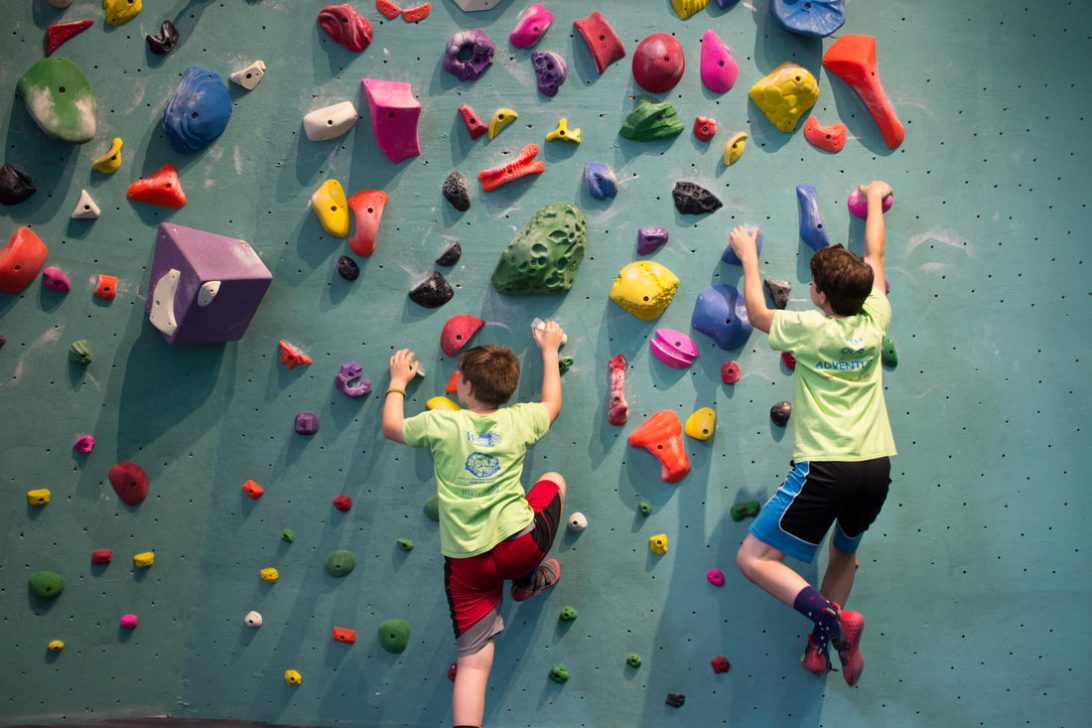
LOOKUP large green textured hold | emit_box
[378,619,410,653]
[492,202,587,295]
[29,571,65,599]
[17,57,97,143]
[619,96,684,141]
[324,549,356,577]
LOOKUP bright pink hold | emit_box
[710,655,730,673]
[699,30,738,94]
[847,188,893,219]
[73,435,95,453]
[42,266,70,293]
[119,613,139,629]
[706,569,725,587]
[361,79,421,165]
[510,3,553,49]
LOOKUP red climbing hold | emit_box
[243,479,265,499]
[627,410,690,484]
[711,656,731,674]
[0,227,48,295]
[91,549,113,565]
[448,662,457,681]
[109,462,149,506]
[347,190,388,257]
[803,116,847,153]
[607,353,629,426]
[574,11,626,75]
[318,4,373,53]
[402,2,430,22]
[127,164,186,209]
[458,104,488,140]
[781,351,796,370]
[332,626,357,643]
[478,144,544,193]
[376,0,402,19]
[632,33,686,94]
[721,360,741,385]
[693,116,717,142]
[278,340,313,369]
[333,495,352,512]
[822,35,904,150]
[446,370,460,394]
[46,19,94,56]
[441,315,484,356]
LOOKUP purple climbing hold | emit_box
[796,184,831,251]
[770,0,846,38]
[531,50,567,97]
[637,227,669,255]
[443,29,495,81]
[42,266,71,293]
[409,271,454,308]
[847,187,894,219]
[584,161,617,200]
[335,362,372,398]
[295,412,319,435]
[436,241,462,266]
[691,284,753,350]
[770,400,792,427]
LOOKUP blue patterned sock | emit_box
[793,586,843,646]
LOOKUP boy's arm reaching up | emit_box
[532,320,565,423]
[860,180,893,291]
[381,348,419,443]
[728,226,773,334]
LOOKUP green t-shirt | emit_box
[402,402,550,558]
[768,290,897,463]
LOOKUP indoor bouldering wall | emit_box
[1,1,1089,726]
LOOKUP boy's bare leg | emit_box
[453,640,494,728]
[735,534,809,605]
[820,541,857,607]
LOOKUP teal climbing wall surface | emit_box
[1,0,1090,726]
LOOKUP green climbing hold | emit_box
[281,528,295,543]
[397,538,414,552]
[619,96,684,141]
[549,663,570,683]
[378,619,410,653]
[324,549,356,577]
[730,500,761,522]
[492,202,587,295]
[559,356,574,375]
[423,494,440,522]
[638,501,652,517]
[68,339,92,366]
[882,336,898,367]
[29,571,65,599]
[626,653,642,668]
[17,57,97,144]
[559,605,578,621]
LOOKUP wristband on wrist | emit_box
[386,387,406,397]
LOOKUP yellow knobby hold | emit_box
[27,488,51,506]
[748,62,819,133]
[684,407,717,441]
[48,640,65,652]
[133,551,155,568]
[545,118,582,144]
[426,396,460,411]
[671,0,709,20]
[609,261,680,321]
[260,567,279,583]
[284,669,302,685]
[311,180,350,238]
[723,132,748,165]
[649,533,669,555]
[103,0,143,26]
[92,137,123,174]
[488,108,518,140]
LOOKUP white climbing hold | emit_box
[531,317,568,345]
[197,280,221,307]
[229,61,266,91]
[149,269,181,336]
[244,610,263,628]
[70,188,100,219]
[303,101,358,142]
[567,512,587,531]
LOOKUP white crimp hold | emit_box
[149,269,181,336]
[229,61,266,91]
[567,512,587,531]
[531,317,568,345]
[197,281,221,307]
[70,188,101,219]
[244,610,263,628]
[303,101,358,142]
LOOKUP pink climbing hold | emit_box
[699,30,738,94]
[318,4,373,53]
[458,104,488,140]
[510,3,553,49]
[607,353,629,426]
[650,328,699,369]
[847,188,893,219]
[573,11,625,75]
[441,315,484,356]
[347,190,389,256]
[627,410,690,484]
[42,266,71,293]
[822,34,904,150]
[721,360,741,384]
[803,116,847,153]
[73,435,95,453]
[361,79,421,164]
[710,656,731,674]
[333,495,352,512]
[0,227,48,295]
[109,462,149,506]
[707,569,725,587]
[119,613,139,630]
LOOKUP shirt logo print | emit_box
[466,431,502,447]
[464,452,501,479]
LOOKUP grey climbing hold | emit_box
[146,20,179,55]
[764,278,792,309]
[442,171,471,212]
[0,164,36,205]
[436,241,462,266]
[770,400,792,427]
[408,271,454,308]
[336,255,359,281]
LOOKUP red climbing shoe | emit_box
[834,610,865,686]
[511,558,560,602]
[801,634,834,675]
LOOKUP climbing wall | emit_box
[2,0,1089,726]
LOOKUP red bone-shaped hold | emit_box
[627,410,690,484]
[0,227,48,295]
[478,144,544,192]
[127,164,186,209]
[348,190,388,256]
[607,353,629,426]
[441,315,484,356]
[458,104,488,140]
[574,11,626,75]
[822,35,904,150]
[803,116,846,153]
[318,4,373,53]
[376,0,401,20]
[109,462,149,506]
[46,19,94,56]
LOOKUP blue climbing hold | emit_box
[162,66,232,154]
[796,184,831,251]
[692,284,753,350]
[584,161,618,200]
[713,0,740,8]
[720,228,762,266]
[769,0,846,38]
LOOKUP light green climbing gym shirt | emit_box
[768,290,897,463]
[402,402,550,558]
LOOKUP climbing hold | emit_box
[408,271,454,308]
[397,539,414,552]
[549,664,569,683]
[797,184,831,251]
[133,551,155,568]
[48,640,64,652]
[632,33,685,94]
[693,116,716,142]
[282,529,295,543]
[17,57,97,143]
[803,116,846,153]
[665,693,686,708]
[546,118,581,144]
[260,568,279,583]
[684,407,716,441]
[427,396,460,411]
[43,267,71,293]
[30,571,65,599]
[721,360,741,384]
[607,353,629,426]
[782,351,796,370]
[242,479,264,499]
[325,549,356,577]
[284,670,302,685]
[492,202,586,294]
[511,4,552,48]
[378,619,410,653]
[531,318,567,346]
[303,101,358,142]
[648,533,668,555]
[628,411,690,483]
[318,4,373,52]
[700,30,738,94]
[94,274,117,300]
[27,489,51,506]
[823,35,904,149]
[487,108,518,140]
[650,328,699,369]
[730,500,761,521]
[119,614,139,630]
[748,62,819,133]
[720,228,762,266]
[882,336,898,367]
[764,278,792,309]
[229,61,266,91]
[278,340,313,369]
[559,606,578,621]
[336,255,360,281]
[583,162,617,201]
[458,104,489,140]
[103,0,142,26]
[244,611,262,628]
[423,494,440,521]
[770,400,792,427]
[127,164,186,209]
[0,164,36,205]
[637,227,668,255]
[347,189,389,256]
[711,656,731,673]
[443,29,495,81]
[336,362,373,398]
[707,569,725,586]
[672,181,722,215]
[109,462,148,506]
[620,96,684,141]
[847,187,894,219]
[333,626,357,644]
[310,180,349,237]
[573,11,625,75]
[46,19,94,56]
[436,241,463,266]
[627,653,642,668]
[71,189,100,220]
[723,132,747,165]
[671,0,708,19]
[146,19,179,54]
[692,285,752,350]
[609,261,679,321]
[441,315,485,356]
[376,0,401,19]
[770,0,845,37]
[445,371,461,394]
[531,50,567,97]
[295,412,319,435]
[162,67,231,154]
[442,172,471,212]
[638,501,652,516]
[361,79,421,164]
[402,2,431,22]
[567,512,587,531]
[68,340,93,366]
[478,143,544,192]
[73,435,95,453]
[448,663,457,681]
[92,138,123,174]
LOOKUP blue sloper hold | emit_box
[162,66,232,154]
[714,0,740,7]
[796,184,831,251]
[720,228,762,266]
[692,284,753,350]
[769,0,846,38]
[584,162,618,200]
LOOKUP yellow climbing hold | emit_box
[545,118,582,144]
[426,396,460,411]
[487,108,518,140]
[749,62,819,133]
[27,489,51,506]
[311,180,349,238]
[609,261,680,321]
[260,567,279,583]
[133,551,155,568]
[48,640,65,652]
[671,0,709,20]
[723,132,748,166]
[92,137,123,174]
[649,533,669,555]
[103,0,142,26]
[284,669,302,685]
[684,407,717,441]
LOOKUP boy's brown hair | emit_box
[810,244,874,316]
[457,345,520,407]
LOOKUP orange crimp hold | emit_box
[478,144,545,192]
[332,626,357,643]
[445,370,460,394]
[94,274,118,300]
[402,2,430,22]
[242,479,264,499]
[821,34,904,150]
[803,116,847,153]
[627,410,691,484]
[278,340,313,369]
[376,0,401,19]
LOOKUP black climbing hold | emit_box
[0,335,6,350]
[435,241,462,266]
[665,693,686,708]
[408,271,454,308]
[764,277,792,309]
[442,171,471,212]
[672,181,721,215]
[336,255,359,281]
[770,400,792,427]
[0,164,35,206]
[146,20,179,55]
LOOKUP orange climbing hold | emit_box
[446,370,460,394]
[94,274,118,300]
[402,2,430,22]
[127,164,186,209]
[627,410,691,484]
[278,340,313,369]
[0,227,48,295]
[376,0,401,19]
[332,626,357,643]
[803,116,847,153]
[822,35,904,150]
[478,143,545,193]
[347,190,388,257]
[243,479,265,499]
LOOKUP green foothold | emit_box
[423,495,440,522]
[549,663,569,683]
[558,356,574,375]
[559,605,578,621]
[730,500,761,522]
[17,57,97,144]
[492,202,587,295]
[619,96,684,141]
[626,653,642,668]
[324,549,356,577]
[377,619,410,653]
[638,501,652,517]
[29,571,65,599]
[397,538,414,552]
[882,336,898,367]
[68,339,92,366]
[281,529,295,543]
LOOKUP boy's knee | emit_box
[540,471,566,501]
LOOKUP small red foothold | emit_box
[854,560,860,570]
[376,0,402,19]
[781,351,796,370]
[127,164,186,209]
[332,626,357,643]
[458,104,488,140]
[242,479,264,499]
[91,549,113,565]
[46,19,94,56]
[401,2,430,22]
[94,274,118,300]
[278,340,313,369]
[445,370,461,394]
[711,656,731,673]
[448,662,457,681]
[693,116,717,142]
[333,495,352,512]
